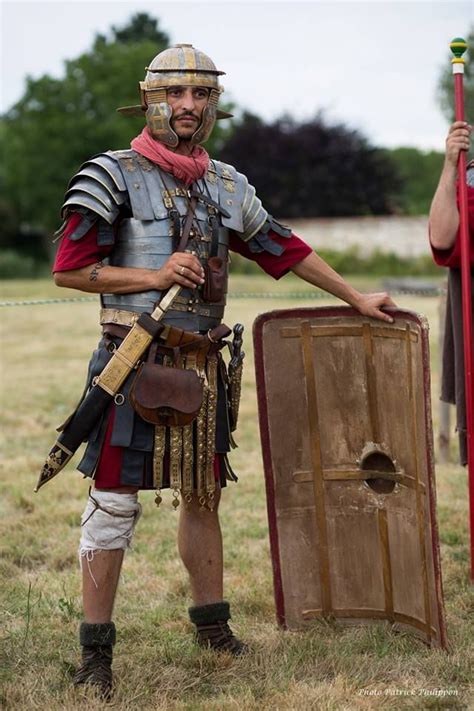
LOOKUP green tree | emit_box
[0,13,232,261]
[437,28,474,124]
[385,147,444,215]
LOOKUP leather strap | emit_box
[177,196,198,253]
[102,323,131,339]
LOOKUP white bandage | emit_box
[79,490,142,555]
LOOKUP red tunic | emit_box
[430,185,474,267]
[54,213,313,487]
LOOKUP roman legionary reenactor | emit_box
[45,44,394,698]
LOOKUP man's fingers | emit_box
[177,276,201,289]
[175,254,203,273]
[449,121,471,132]
[175,264,204,284]
[168,253,205,280]
[359,293,397,323]
[378,309,394,324]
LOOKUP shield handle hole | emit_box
[361,452,397,494]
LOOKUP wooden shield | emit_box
[253,306,446,648]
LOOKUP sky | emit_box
[1,0,472,151]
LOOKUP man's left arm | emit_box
[229,168,396,323]
[291,250,395,323]
[230,228,395,322]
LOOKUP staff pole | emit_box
[450,37,474,580]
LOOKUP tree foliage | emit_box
[437,28,474,124]
[385,147,444,215]
[0,13,231,256]
[218,113,403,218]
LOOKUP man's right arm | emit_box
[53,214,205,293]
[429,121,471,250]
[54,256,204,294]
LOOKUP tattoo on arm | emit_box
[89,261,104,282]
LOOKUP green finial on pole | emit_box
[450,37,467,62]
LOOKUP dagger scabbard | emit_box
[228,324,245,432]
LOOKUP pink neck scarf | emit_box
[130,127,209,186]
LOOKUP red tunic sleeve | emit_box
[229,230,312,279]
[53,214,113,272]
[430,185,474,268]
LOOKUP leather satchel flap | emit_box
[131,363,203,414]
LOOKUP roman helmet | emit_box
[117,44,232,147]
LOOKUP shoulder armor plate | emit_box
[213,160,268,240]
[62,152,128,224]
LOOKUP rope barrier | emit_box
[0,289,443,308]
[0,296,97,307]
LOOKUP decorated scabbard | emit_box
[228,323,245,432]
[35,285,180,492]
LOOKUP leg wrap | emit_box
[74,622,115,699]
[79,490,141,555]
[188,601,248,655]
[79,621,116,647]
[188,601,230,626]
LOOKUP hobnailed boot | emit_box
[73,621,116,699]
[188,601,249,656]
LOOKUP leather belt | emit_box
[102,316,232,351]
[100,308,140,327]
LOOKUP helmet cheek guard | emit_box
[145,103,179,147]
[140,84,179,148]
[190,88,220,145]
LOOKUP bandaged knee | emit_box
[79,490,142,555]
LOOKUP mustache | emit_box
[175,112,199,121]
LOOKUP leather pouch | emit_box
[129,362,204,427]
[203,256,226,303]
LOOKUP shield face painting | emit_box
[253,307,446,648]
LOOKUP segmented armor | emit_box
[62,150,269,331]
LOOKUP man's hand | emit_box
[445,121,471,169]
[54,251,205,295]
[291,252,396,323]
[156,252,205,290]
[353,292,396,323]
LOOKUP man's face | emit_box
[167,86,210,140]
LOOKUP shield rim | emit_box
[253,305,447,649]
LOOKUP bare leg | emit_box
[81,486,139,623]
[177,489,224,605]
[82,549,124,623]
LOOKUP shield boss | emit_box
[254,307,446,648]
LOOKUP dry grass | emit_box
[0,277,473,710]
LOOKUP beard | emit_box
[171,113,201,140]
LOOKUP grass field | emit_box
[0,275,473,710]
